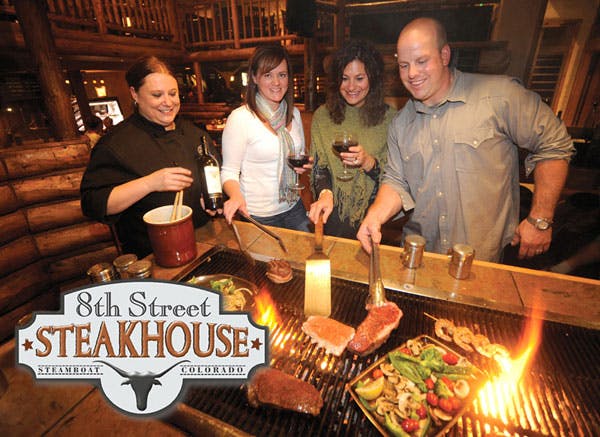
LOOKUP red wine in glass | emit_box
[287,154,309,190]
[332,132,357,181]
[332,139,358,154]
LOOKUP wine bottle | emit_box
[196,136,224,210]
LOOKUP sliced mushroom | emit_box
[406,339,422,356]
[375,398,396,416]
[453,379,470,399]
[432,407,453,422]
[380,362,397,376]
[396,392,414,418]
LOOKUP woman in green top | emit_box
[309,40,396,238]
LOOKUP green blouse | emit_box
[310,104,396,227]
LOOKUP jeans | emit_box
[250,200,310,232]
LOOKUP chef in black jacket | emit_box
[81,55,220,258]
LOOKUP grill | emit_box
[178,246,600,436]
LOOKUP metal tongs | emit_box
[367,236,388,307]
[230,221,255,266]
[237,211,288,254]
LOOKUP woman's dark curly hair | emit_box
[326,40,387,127]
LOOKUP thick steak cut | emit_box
[347,301,403,356]
[247,368,323,416]
[302,316,356,356]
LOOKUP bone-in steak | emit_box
[347,301,403,356]
[247,368,323,416]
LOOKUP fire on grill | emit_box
[180,248,600,437]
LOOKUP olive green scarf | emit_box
[310,105,395,226]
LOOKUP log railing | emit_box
[180,0,336,50]
[0,0,178,41]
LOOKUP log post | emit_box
[68,69,93,127]
[193,61,205,103]
[335,0,346,50]
[165,0,182,46]
[304,37,317,112]
[13,0,78,141]
[90,0,107,34]
[230,0,241,49]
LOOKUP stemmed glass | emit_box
[332,131,357,182]
[287,152,310,191]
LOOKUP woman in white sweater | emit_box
[221,45,311,231]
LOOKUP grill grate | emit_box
[181,247,600,436]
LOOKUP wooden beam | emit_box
[304,37,317,112]
[189,45,305,62]
[68,69,93,125]
[13,0,77,141]
[193,61,205,104]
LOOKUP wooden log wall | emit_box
[0,138,118,342]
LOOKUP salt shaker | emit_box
[113,253,138,279]
[448,244,475,279]
[87,262,116,283]
[127,260,153,279]
[402,235,426,269]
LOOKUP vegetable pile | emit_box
[188,276,250,311]
[352,337,481,437]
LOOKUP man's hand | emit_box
[510,219,552,259]
[356,213,382,254]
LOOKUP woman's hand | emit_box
[292,156,314,174]
[223,193,248,224]
[144,167,194,192]
[106,166,193,216]
[309,190,334,224]
[342,145,375,172]
[200,197,223,217]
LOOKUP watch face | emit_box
[537,220,550,230]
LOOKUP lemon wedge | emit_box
[355,376,384,400]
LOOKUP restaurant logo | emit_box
[16,281,268,416]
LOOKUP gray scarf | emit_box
[256,93,299,205]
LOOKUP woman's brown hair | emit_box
[326,40,387,127]
[245,45,294,126]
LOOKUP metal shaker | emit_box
[402,235,426,269]
[86,262,116,283]
[113,253,138,278]
[448,244,475,279]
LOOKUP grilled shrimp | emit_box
[453,326,474,352]
[471,333,492,357]
[434,318,456,342]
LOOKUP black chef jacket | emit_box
[81,112,218,258]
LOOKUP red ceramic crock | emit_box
[143,205,197,267]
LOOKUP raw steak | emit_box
[302,316,356,356]
[347,301,403,356]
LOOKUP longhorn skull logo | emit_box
[95,360,189,411]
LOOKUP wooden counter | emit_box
[152,218,599,330]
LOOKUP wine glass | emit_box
[332,131,357,182]
[287,153,309,191]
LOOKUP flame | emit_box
[252,290,281,332]
[477,304,544,428]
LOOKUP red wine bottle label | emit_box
[203,166,222,194]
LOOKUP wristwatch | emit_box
[526,216,553,230]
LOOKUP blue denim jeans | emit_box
[250,199,310,232]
